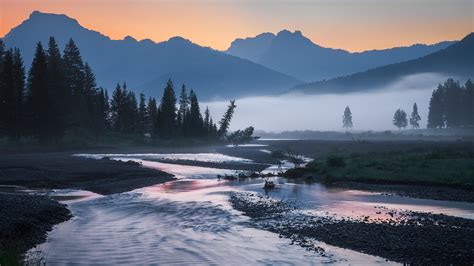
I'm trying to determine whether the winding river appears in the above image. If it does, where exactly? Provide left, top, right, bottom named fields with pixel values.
left=27, top=152, right=474, bottom=265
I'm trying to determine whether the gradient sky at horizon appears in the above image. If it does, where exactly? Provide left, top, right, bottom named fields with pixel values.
left=1, top=0, right=473, bottom=51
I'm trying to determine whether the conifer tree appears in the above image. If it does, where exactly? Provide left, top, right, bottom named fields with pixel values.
left=0, top=40, right=6, bottom=135
left=147, top=97, right=157, bottom=135
left=218, top=100, right=236, bottom=137
left=26, top=42, right=50, bottom=141
left=393, top=108, right=408, bottom=130
left=156, top=79, right=177, bottom=137
left=188, top=89, right=203, bottom=136
left=2, top=49, right=16, bottom=139
left=46, top=37, right=67, bottom=140
left=342, top=106, right=353, bottom=130
left=464, top=79, right=474, bottom=126
left=177, top=84, right=189, bottom=132
left=110, top=83, right=125, bottom=133
left=10, top=48, right=26, bottom=140
left=63, top=38, right=85, bottom=128
left=138, top=93, right=148, bottom=134
left=409, top=103, right=421, bottom=129
left=204, top=106, right=211, bottom=134
left=125, top=90, right=138, bottom=134
left=443, top=79, right=462, bottom=128
left=427, top=87, right=444, bottom=128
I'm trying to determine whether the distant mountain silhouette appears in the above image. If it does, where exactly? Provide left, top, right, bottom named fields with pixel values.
left=2, top=11, right=300, bottom=99
left=226, top=30, right=455, bottom=82
left=292, top=32, right=474, bottom=94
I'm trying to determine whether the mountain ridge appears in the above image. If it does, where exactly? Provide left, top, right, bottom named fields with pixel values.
left=225, top=30, right=456, bottom=81
left=292, top=32, right=474, bottom=94
left=2, top=11, right=300, bottom=100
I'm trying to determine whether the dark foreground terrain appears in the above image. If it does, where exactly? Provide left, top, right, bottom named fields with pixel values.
left=0, top=152, right=175, bottom=195
left=230, top=192, right=474, bottom=264
left=0, top=151, right=176, bottom=263
left=0, top=192, right=71, bottom=264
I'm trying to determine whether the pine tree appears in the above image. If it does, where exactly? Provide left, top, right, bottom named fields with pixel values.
left=137, top=93, right=148, bottom=134
left=218, top=100, right=236, bottom=137
left=177, top=84, right=189, bottom=133
left=409, top=103, right=421, bottom=129
left=10, top=48, right=26, bottom=141
left=110, top=83, right=125, bottom=133
left=0, top=40, right=6, bottom=136
left=125, top=90, right=138, bottom=134
left=188, top=89, right=203, bottom=136
left=46, top=37, right=68, bottom=140
left=342, top=106, right=353, bottom=130
left=147, top=97, right=157, bottom=135
left=26, top=42, right=50, bottom=141
left=462, top=79, right=474, bottom=127
left=393, top=108, right=408, bottom=130
left=156, top=79, right=177, bottom=137
left=443, top=79, right=463, bottom=128
left=63, top=38, right=85, bottom=128
left=95, top=87, right=109, bottom=134
left=427, top=87, right=444, bottom=128
left=2, top=49, right=17, bottom=139
left=84, top=62, right=97, bottom=129
left=204, top=106, right=211, bottom=134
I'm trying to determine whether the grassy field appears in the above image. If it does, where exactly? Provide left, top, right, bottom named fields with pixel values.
left=286, top=146, right=474, bottom=189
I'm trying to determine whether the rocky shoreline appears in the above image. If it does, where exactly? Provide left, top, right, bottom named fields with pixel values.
left=0, top=192, right=71, bottom=263
left=229, top=191, right=474, bottom=264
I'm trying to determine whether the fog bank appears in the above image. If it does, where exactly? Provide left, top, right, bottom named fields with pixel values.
left=204, top=74, right=448, bottom=132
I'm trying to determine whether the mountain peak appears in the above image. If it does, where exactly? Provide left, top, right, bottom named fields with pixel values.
left=123, top=35, right=137, bottom=42
left=167, top=36, right=193, bottom=45
left=276, top=30, right=303, bottom=38
left=28, top=10, right=79, bottom=26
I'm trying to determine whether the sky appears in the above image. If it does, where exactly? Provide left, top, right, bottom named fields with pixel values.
left=1, top=0, right=473, bottom=51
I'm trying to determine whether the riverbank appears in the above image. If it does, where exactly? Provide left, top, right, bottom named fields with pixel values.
left=0, top=191, right=71, bottom=264
left=229, top=191, right=474, bottom=264
left=0, top=150, right=179, bottom=264
left=259, top=139, right=474, bottom=202
left=0, top=152, right=175, bottom=195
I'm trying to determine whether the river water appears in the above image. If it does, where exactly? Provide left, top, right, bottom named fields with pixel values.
left=28, top=152, right=474, bottom=265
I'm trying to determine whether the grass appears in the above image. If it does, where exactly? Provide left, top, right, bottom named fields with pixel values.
left=293, top=148, right=474, bottom=189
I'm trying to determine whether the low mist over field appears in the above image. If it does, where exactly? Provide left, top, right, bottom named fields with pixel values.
left=205, top=74, right=450, bottom=132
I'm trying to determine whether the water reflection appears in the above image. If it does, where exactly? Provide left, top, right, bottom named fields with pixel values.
left=30, top=153, right=474, bottom=264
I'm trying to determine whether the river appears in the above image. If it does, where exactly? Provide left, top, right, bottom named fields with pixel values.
left=27, top=152, right=474, bottom=264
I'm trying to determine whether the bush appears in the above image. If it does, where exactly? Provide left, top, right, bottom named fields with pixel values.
left=326, top=155, right=346, bottom=168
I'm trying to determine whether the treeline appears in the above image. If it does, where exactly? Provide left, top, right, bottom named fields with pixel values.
left=427, top=78, right=474, bottom=129
left=0, top=37, right=250, bottom=144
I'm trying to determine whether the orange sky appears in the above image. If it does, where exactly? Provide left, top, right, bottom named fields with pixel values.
left=1, top=0, right=473, bottom=51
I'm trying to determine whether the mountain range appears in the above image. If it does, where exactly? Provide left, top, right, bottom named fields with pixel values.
left=2, top=11, right=299, bottom=100
left=293, top=32, right=474, bottom=94
left=225, top=30, right=455, bottom=82
left=2, top=11, right=471, bottom=99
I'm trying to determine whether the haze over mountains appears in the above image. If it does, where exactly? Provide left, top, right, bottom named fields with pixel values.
left=225, top=30, right=455, bottom=82
left=293, top=32, right=474, bottom=94
left=2, top=11, right=299, bottom=99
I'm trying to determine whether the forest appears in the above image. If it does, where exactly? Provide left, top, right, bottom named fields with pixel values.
left=427, top=78, right=474, bottom=128
left=0, top=38, right=255, bottom=145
